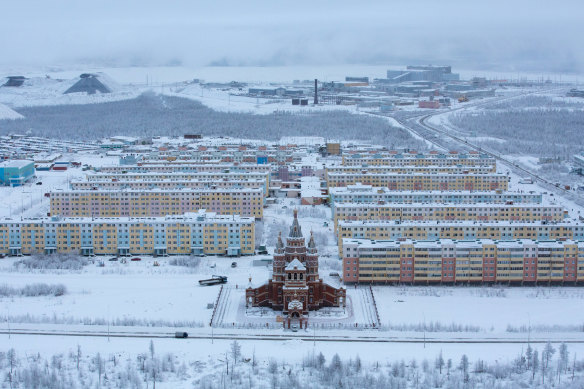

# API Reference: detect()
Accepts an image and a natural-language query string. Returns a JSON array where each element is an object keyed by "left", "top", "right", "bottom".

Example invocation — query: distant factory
[{"left": 383, "top": 65, "right": 460, "bottom": 84}]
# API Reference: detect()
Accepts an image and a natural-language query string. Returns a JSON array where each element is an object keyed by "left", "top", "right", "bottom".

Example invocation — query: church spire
[
  {"left": 288, "top": 209, "right": 303, "bottom": 238},
  {"left": 308, "top": 231, "right": 316, "bottom": 249},
  {"left": 276, "top": 231, "right": 284, "bottom": 250}
]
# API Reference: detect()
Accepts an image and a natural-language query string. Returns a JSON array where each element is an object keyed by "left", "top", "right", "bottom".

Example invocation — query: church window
[
  {"left": 288, "top": 273, "right": 291, "bottom": 280},
  {"left": 300, "top": 273, "right": 303, "bottom": 280},
  {"left": 294, "top": 273, "right": 297, "bottom": 280}
]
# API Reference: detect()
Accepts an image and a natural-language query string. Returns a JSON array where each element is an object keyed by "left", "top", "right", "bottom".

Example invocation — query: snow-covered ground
[
  {"left": 0, "top": 153, "right": 118, "bottom": 218},
  {"left": 374, "top": 286, "right": 584, "bottom": 333},
  {"left": 0, "top": 102, "right": 23, "bottom": 120},
  {"left": 0, "top": 76, "right": 147, "bottom": 109}
]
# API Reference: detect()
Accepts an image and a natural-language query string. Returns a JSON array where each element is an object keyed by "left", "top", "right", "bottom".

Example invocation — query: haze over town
[{"left": 0, "top": 1, "right": 584, "bottom": 388}]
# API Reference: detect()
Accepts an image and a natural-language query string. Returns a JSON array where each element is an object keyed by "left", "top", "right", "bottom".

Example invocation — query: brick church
[{"left": 246, "top": 210, "right": 346, "bottom": 329}]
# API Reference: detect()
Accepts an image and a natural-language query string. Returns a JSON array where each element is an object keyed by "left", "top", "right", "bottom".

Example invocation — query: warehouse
[{"left": 0, "top": 160, "right": 35, "bottom": 186}]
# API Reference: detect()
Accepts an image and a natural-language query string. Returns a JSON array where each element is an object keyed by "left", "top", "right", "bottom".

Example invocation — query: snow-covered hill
[{"left": 0, "top": 102, "right": 23, "bottom": 119}]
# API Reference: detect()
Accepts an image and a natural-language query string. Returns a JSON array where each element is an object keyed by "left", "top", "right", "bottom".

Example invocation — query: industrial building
[
  {"left": 0, "top": 211, "right": 254, "bottom": 257},
  {"left": 342, "top": 238, "right": 583, "bottom": 284},
  {"left": 384, "top": 65, "right": 460, "bottom": 84},
  {"left": 0, "top": 160, "right": 35, "bottom": 186},
  {"left": 248, "top": 87, "right": 304, "bottom": 97}
]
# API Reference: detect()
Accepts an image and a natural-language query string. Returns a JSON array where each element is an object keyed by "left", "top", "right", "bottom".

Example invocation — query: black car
[
  {"left": 36, "top": 182, "right": 42, "bottom": 185},
  {"left": 108, "top": 257, "right": 118, "bottom": 261}
]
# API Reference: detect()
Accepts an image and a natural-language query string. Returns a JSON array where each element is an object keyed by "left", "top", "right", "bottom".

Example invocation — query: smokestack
[{"left": 314, "top": 79, "right": 318, "bottom": 105}]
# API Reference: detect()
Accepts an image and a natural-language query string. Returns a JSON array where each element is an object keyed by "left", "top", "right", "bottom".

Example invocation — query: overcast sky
[{"left": 1, "top": 0, "right": 582, "bottom": 73}]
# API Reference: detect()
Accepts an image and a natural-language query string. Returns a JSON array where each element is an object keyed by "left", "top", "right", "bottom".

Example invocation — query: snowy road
[{"left": 2, "top": 325, "right": 584, "bottom": 344}]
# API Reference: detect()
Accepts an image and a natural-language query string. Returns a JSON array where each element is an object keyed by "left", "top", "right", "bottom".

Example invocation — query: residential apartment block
[
  {"left": 86, "top": 172, "right": 270, "bottom": 193},
  {"left": 342, "top": 151, "right": 496, "bottom": 167},
  {"left": 326, "top": 165, "right": 496, "bottom": 176},
  {"left": 329, "top": 185, "right": 542, "bottom": 207},
  {"left": 333, "top": 203, "right": 566, "bottom": 229},
  {"left": 0, "top": 211, "right": 255, "bottom": 257},
  {"left": 70, "top": 178, "right": 267, "bottom": 194},
  {"left": 342, "top": 238, "right": 582, "bottom": 284},
  {"left": 337, "top": 220, "right": 584, "bottom": 254},
  {"left": 326, "top": 172, "right": 509, "bottom": 191},
  {"left": 50, "top": 188, "right": 264, "bottom": 219},
  {"left": 98, "top": 163, "right": 271, "bottom": 174}
]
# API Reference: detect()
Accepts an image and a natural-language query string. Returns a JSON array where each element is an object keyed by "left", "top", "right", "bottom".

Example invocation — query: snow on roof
[
  {"left": 0, "top": 210, "right": 254, "bottom": 225},
  {"left": 92, "top": 171, "right": 268, "bottom": 177},
  {"left": 334, "top": 202, "right": 563, "bottom": 209},
  {"left": 71, "top": 178, "right": 265, "bottom": 185},
  {"left": 338, "top": 219, "right": 582, "bottom": 228},
  {"left": 301, "top": 176, "right": 324, "bottom": 198},
  {"left": 327, "top": 172, "right": 504, "bottom": 178},
  {"left": 50, "top": 187, "right": 263, "bottom": 194},
  {"left": 285, "top": 258, "right": 306, "bottom": 271},
  {"left": 279, "top": 136, "right": 325, "bottom": 146},
  {"left": 329, "top": 186, "right": 542, "bottom": 197},
  {"left": 342, "top": 238, "right": 579, "bottom": 249},
  {"left": 0, "top": 159, "right": 33, "bottom": 168}
]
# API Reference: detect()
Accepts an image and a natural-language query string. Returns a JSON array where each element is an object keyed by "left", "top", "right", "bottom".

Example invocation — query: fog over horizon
[{"left": 2, "top": 0, "right": 583, "bottom": 75}]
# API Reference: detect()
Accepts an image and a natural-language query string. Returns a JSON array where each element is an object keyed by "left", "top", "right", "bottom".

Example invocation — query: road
[
  {"left": 372, "top": 87, "right": 580, "bottom": 201},
  {"left": 2, "top": 327, "right": 584, "bottom": 344}
]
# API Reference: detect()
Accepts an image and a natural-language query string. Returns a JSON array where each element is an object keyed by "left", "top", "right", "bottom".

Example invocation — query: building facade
[
  {"left": 333, "top": 203, "right": 566, "bottom": 229},
  {"left": 329, "top": 185, "right": 543, "bottom": 208},
  {"left": 49, "top": 188, "right": 264, "bottom": 219},
  {"left": 337, "top": 220, "right": 584, "bottom": 254},
  {"left": 342, "top": 152, "right": 495, "bottom": 167},
  {"left": 327, "top": 165, "right": 496, "bottom": 175},
  {"left": 246, "top": 211, "right": 346, "bottom": 329},
  {"left": 342, "top": 238, "right": 583, "bottom": 284},
  {"left": 0, "top": 211, "right": 254, "bottom": 257},
  {"left": 0, "top": 160, "right": 35, "bottom": 186},
  {"left": 86, "top": 172, "right": 270, "bottom": 194},
  {"left": 98, "top": 163, "right": 271, "bottom": 174},
  {"left": 70, "top": 178, "right": 267, "bottom": 195},
  {"left": 326, "top": 172, "right": 509, "bottom": 191}
]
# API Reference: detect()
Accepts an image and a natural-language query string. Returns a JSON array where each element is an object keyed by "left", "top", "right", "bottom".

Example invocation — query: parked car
[
  {"left": 108, "top": 257, "right": 118, "bottom": 261},
  {"left": 131, "top": 257, "right": 142, "bottom": 261},
  {"left": 231, "top": 262, "right": 237, "bottom": 268},
  {"left": 175, "top": 331, "right": 188, "bottom": 338},
  {"left": 36, "top": 181, "right": 42, "bottom": 185}
]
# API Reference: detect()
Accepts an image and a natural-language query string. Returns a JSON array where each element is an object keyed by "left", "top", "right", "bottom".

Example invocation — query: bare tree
[
  {"left": 231, "top": 340, "right": 241, "bottom": 366},
  {"left": 76, "top": 345, "right": 82, "bottom": 371},
  {"left": 94, "top": 352, "right": 104, "bottom": 386}
]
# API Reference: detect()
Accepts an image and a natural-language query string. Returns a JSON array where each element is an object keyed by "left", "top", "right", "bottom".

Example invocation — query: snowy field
[
  {"left": 0, "top": 153, "right": 118, "bottom": 218},
  {"left": 374, "top": 286, "right": 584, "bottom": 333}
]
